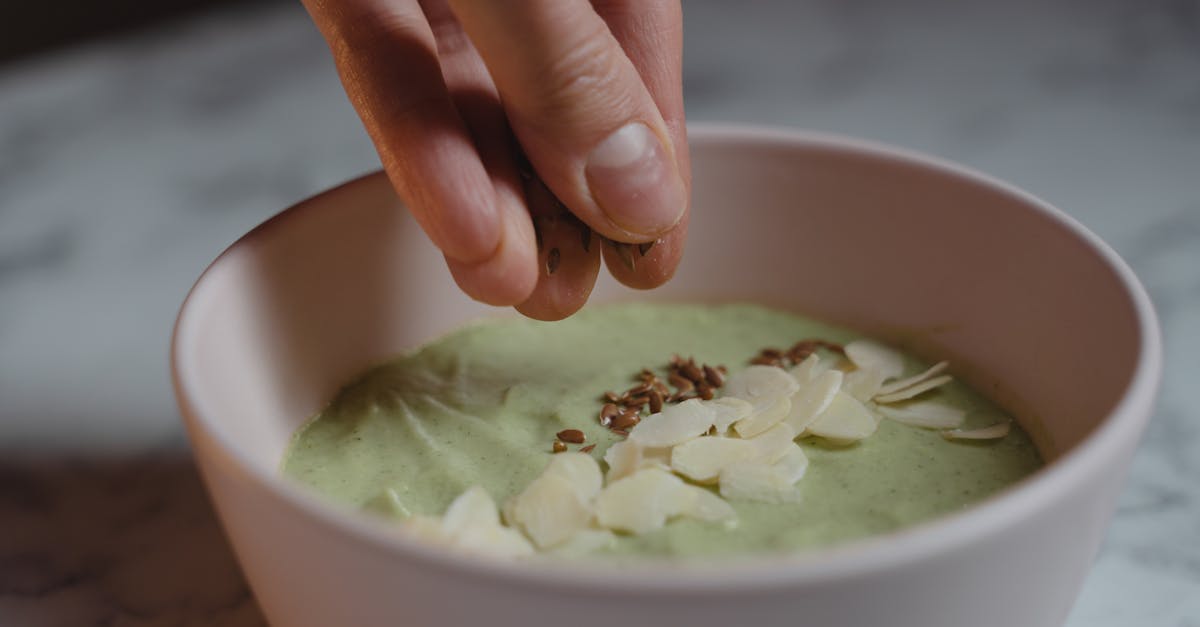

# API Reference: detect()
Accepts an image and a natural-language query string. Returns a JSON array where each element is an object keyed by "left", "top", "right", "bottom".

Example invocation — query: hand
[{"left": 303, "top": 0, "right": 690, "bottom": 320}]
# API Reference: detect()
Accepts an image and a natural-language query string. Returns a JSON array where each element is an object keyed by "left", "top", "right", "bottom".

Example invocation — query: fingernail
[{"left": 585, "top": 122, "right": 686, "bottom": 237}]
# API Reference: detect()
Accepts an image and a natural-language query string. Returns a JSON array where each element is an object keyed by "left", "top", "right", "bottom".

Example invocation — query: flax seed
[{"left": 556, "top": 429, "right": 586, "bottom": 444}]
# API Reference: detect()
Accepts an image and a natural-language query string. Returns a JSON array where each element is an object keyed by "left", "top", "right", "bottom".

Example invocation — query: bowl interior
[{"left": 174, "top": 129, "right": 1144, "bottom": 501}]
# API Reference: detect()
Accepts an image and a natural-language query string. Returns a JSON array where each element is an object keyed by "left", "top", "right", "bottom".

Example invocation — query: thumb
[{"left": 447, "top": 0, "right": 688, "bottom": 243}]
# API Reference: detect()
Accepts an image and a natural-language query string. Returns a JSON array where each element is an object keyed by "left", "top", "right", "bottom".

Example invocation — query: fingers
[
  {"left": 302, "top": 0, "right": 536, "bottom": 305},
  {"left": 593, "top": 0, "right": 689, "bottom": 289},
  {"left": 515, "top": 178, "right": 602, "bottom": 320},
  {"left": 446, "top": 0, "right": 688, "bottom": 244}
]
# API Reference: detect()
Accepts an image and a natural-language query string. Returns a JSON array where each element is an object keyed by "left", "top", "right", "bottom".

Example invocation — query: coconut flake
[
  {"left": 784, "top": 369, "right": 843, "bottom": 433},
  {"left": 877, "top": 400, "right": 966, "bottom": 429},
  {"left": 806, "top": 391, "right": 879, "bottom": 443},
  {"left": 875, "top": 361, "right": 950, "bottom": 396},
  {"left": 628, "top": 398, "right": 716, "bottom": 447},
  {"left": 874, "top": 374, "right": 953, "bottom": 404},
  {"left": 942, "top": 421, "right": 1011, "bottom": 441},
  {"left": 844, "top": 340, "right": 906, "bottom": 380},
  {"left": 670, "top": 436, "right": 758, "bottom": 483}
]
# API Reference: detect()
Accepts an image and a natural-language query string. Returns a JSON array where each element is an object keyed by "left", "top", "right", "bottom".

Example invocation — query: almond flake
[
  {"left": 719, "top": 459, "right": 804, "bottom": 504},
  {"left": 442, "top": 486, "right": 501, "bottom": 535},
  {"left": 670, "top": 436, "right": 758, "bottom": 483},
  {"left": 788, "top": 354, "right": 825, "bottom": 384},
  {"left": 594, "top": 467, "right": 698, "bottom": 534},
  {"left": 876, "top": 400, "right": 966, "bottom": 429},
  {"left": 783, "top": 369, "right": 843, "bottom": 433},
  {"left": 942, "top": 420, "right": 1011, "bottom": 441},
  {"left": 708, "top": 397, "right": 754, "bottom": 433},
  {"left": 732, "top": 395, "right": 792, "bottom": 438},
  {"left": 875, "top": 360, "right": 950, "bottom": 396},
  {"left": 505, "top": 453, "right": 601, "bottom": 549},
  {"left": 747, "top": 422, "right": 799, "bottom": 463},
  {"left": 419, "top": 488, "right": 535, "bottom": 558},
  {"left": 546, "top": 529, "right": 617, "bottom": 557},
  {"left": 451, "top": 520, "right": 536, "bottom": 558},
  {"left": 874, "top": 374, "right": 953, "bottom": 404},
  {"left": 628, "top": 398, "right": 715, "bottom": 447},
  {"left": 844, "top": 339, "right": 906, "bottom": 380},
  {"left": 842, "top": 366, "right": 888, "bottom": 402},
  {"left": 683, "top": 485, "right": 737, "bottom": 526},
  {"left": 772, "top": 443, "right": 810, "bottom": 483},
  {"left": 603, "top": 439, "right": 669, "bottom": 482},
  {"left": 723, "top": 365, "right": 800, "bottom": 411},
  {"left": 806, "top": 390, "right": 878, "bottom": 443}
]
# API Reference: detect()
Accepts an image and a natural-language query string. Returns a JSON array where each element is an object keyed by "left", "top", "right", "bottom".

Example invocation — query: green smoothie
[{"left": 284, "top": 303, "right": 1042, "bottom": 556}]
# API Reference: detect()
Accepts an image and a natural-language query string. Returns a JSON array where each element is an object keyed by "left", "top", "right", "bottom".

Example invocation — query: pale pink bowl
[{"left": 172, "top": 126, "right": 1160, "bottom": 627}]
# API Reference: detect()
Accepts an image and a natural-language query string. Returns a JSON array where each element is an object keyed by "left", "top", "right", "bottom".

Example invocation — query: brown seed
[
  {"left": 627, "top": 382, "right": 654, "bottom": 396},
  {"left": 696, "top": 383, "right": 715, "bottom": 400},
  {"left": 552, "top": 441, "right": 567, "bottom": 453},
  {"left": 653, "top": 381, "right": 671, "bottom": 397},
  {"left": 623, "top": 395, "right": 650, "bottom": 408},
  {"left": 703, "top": 364, "right": 725, "bottom": 388},
  {"left": 611, "top": 428, "right": 630, "bottom": 437},
  {"left": 638, "top": 240, "right": 656, "bottom": 256},
  {"left": 668, "top": 372, "right": 694, "bottom": 393},
  {"left": 606, "top": 238, "right": 637, "bottom": 270},
  {"left": 638, "top": 368, "right": 657, "bottom": 382},
  {"left": 580, "top": 444, "right": 596, "bottom": 454},
  {"left": 580, "top": 228, "right": 592, "bottom": 252},
  {"left": 611, "top": 410, "right": 641, "bottom": 431},
  {"left": 707, "top": 425, "right": 719, "bottom": 436},
  {"left": 681, "top": 360, "right": 705, "bottom": 383},
  {"left": 557, "top": 429, "right": 586, "bottom": 444},
  {"left": 546, "top": 248, "right": 561, "bottom": 275},
  {"left": 599, "top": 403, "right": 620, "bottom": 427},
  {"left": 761, "top": 348, "right": 784, "bottom": 359},
  {"left": 750, "top": 355, "right": 782, "bottom": 366},
  {"left": 604, "top": 391, "right": 622, "bottom": 403},
  {"left": 718, "top": 365, "right": 728, "bottom": 374},
  {"left": 648, "top": 388, "right": 664, "bottom": 414},
  {"left": 670, "top": 354, "right": 685, "bottom": 367}
]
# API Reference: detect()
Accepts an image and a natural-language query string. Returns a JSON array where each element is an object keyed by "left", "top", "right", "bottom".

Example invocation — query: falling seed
[
  {"left": 638, "top": 240, "right": 656, "bottom": 256},
  {"left": 581, "top": 228, "right": 592, "bottom": 252},
  {"left": 557, "top": 429, "right": 586, "bottom": 444},
  {"left": 606, "top": 238, "right": 636, "bottom": 270},
  {"left": 580, "top": 444, "right": 596, "bottom": 454},
  {"left": 552, "top": 441, "right": 567, "bottom": 453},
  {"left": 546, "top": 248, "right": 561, "bottom": 275}
]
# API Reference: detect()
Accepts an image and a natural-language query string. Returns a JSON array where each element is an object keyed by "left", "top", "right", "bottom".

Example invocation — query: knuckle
[{"left": 526, "top": 26, "right": 634, "bottom": 125}]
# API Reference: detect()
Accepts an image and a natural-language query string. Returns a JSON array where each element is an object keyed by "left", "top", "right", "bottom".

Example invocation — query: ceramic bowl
[{"left": 172, "top": 125, "right": 1160, "bottom": 627}]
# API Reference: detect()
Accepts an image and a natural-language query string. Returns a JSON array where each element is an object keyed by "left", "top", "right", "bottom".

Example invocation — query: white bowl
[{"left": 172, "top": 125, "right": 1161, "bottom": 627}]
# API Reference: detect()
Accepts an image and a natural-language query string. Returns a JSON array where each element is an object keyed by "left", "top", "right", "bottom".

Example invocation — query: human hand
[{"left": 303, "top": 0, "right": 690, "bottom": 320}]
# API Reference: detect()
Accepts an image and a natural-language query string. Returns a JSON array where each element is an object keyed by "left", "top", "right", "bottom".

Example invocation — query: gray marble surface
[{"left": 1, "top": 0, "right": 1197, "bottom": 624}]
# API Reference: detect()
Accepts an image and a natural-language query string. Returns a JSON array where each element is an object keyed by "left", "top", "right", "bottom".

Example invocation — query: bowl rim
[{"left": 172, "top": 123, "right": 1162, "bottom": 593}]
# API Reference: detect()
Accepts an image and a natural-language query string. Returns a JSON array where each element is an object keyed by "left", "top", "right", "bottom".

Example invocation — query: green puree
[{"left": 284, "top": 303, "right": 1043, "bottom": 556}]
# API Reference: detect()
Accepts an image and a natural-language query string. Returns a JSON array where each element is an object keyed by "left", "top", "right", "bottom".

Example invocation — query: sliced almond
[
  {"left": 843, "top": 366, "right": 888, "bottom": 402},
  {"left": 546, "top": 529, "right": 617, "bottom": 557},
  {"left": 442, "top": 486, "right": 501, "bottom": 536},
  {"left": 875, "top": 360, "right": 950, "bottom": 396},
  {"left": 719, "top": 459, "right": 803, "bottom": 504},
  {"left": 628, "top": 398, "right": 716, "bottom": 447},
  {"left": 844, "top": 339, "right": 906, "bottom": 380},
  {"left": 732, "top": 395, "right": 792, "bottom": 438},
  {"left": 788, "top": 353, "right": 825, "bottom": 384},
  {"left": 400, "top": 515, "right": 451, "bottom": 545},
  {"left": 783, "top": 369, "right": 843, "bottom": 433},
  {"left": 747, "top": 422, "right": 799, "bottom": 464},
  {"left": 877, "top": 400, "right": 966, "bottom": 429},
  {"left": 506, "top": 453, "right": 602, "bottom": 549},
  {"left": 594, "top": 467, "right": 697, "bottom": 535},
  {"left": 723, "top": 365, "right": 800, "bottom": 410},
  {"left": 683, "top": 485, "right": 737, "bottom": 526},
  {"left": 942, "top": 420, "right": 1011, "bottom": 441},
  {"left": 707, "top": 397, "right": 754, "bottom": 433},
  {"left": 603, "top": 439, "right": 669, "bottom": 482},
  {"left": 806, "top": 390, "right": 879, "bottom": 443},
  {"left": 670, "top": 436, "right": 758, "bottom": 483},
  {"left": 874, "top": 374, "right": 953, "bottom": 404},
  {"left": 773, "top": 443, "right": 810, "bottom": 483},
  {"left": 452, "top": 520, "right": 536, "bottom": 558}
]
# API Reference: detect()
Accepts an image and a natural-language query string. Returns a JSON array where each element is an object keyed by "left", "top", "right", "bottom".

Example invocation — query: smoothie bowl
[{"left": 171, "top": 126, "right": 1160, "bottom": 627}]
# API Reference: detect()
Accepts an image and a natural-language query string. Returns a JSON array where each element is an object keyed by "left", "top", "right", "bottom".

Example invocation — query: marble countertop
[{"left": 1, "top": 0, "right": 1197, "bottom": 624}]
